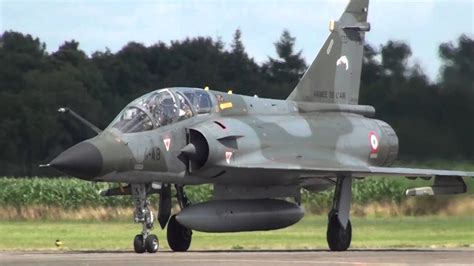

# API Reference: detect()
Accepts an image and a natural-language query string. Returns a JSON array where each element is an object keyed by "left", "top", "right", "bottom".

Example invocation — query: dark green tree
[
  {"left": 52, "top": 40, "right": 86, "bottom": 66},
  {"left": 263, "top": 30, "right": 307, "bottom": 98},
  {"left": 436, "top": 35, "right": 474, "bottom": 158},
  {"left": 230, "top": 28, "right": 246, "bottom": 57},
  {"left": 218, "top": 29, "right": 265, "bottom": 96},
  {"left": 0, "top": 29, "right": 472, "bottom": 176},
  {"left": 0, "top": 31, "right": 46, "bottom": 93}
]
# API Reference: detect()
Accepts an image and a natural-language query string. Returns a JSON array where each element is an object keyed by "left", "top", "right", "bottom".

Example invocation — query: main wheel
[
  {"left": 167, "top": 214, "right": 192, "bottom": 252},
  {"left": 145, "top": 234, "right": 159, "bottom": 253},
  {"left": 327, "top": 215, "right": 352, "bottom": 251},
  {"left": 133, "top": 234, "right": 146, "bottom": 253}
]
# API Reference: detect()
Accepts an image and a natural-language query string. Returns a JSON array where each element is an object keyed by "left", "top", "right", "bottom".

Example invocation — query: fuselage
[{"left": 51, "top": 87, "right": 399, "bottom": 190}]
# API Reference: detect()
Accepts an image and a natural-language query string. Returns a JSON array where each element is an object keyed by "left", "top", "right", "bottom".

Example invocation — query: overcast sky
[{"left": 1, "top": 0, "right": 473, "bottom": 82}]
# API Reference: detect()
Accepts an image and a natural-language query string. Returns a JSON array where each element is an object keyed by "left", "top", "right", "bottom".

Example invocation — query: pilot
[
  {"left": 158, "top": 103, "right": 176, "bottom": 126},
  {"left": 178, "top": 106, "right": 192, "bottom": 121},
  {"left": 177, "top": 95, "right": 193, "bottom": 121},
  {"left": 216, "top": 94, "right": 224, "bottom": 104}
]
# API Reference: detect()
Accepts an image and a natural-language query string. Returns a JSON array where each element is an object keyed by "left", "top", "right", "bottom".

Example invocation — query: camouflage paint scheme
[
  {"left": 48, "top": 0, "right": 474, "bottom": 252},
  {"left": 77, "top": 87, "right": 471, "bottom": 186}
]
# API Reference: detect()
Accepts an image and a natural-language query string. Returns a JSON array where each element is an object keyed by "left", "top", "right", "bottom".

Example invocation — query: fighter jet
[{"left": 46, "top": 0, "right": 474, "bottom": 253}]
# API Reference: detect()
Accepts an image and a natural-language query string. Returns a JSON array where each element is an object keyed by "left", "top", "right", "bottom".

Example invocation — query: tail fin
[{"left": 287, "top": 0, "right": 370, "bottom": 104}]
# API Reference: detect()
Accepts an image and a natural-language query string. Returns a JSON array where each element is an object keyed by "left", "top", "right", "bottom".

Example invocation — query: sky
[{"left": 1, "top": 0, "right": 473, "bottom": 82}]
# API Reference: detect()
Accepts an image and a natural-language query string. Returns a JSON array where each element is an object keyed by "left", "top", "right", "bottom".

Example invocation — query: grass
[
  {"left": 0, "top": 215, "right": 472, "bottom": 251},
  {"left": 0, "top": 161, "right": 472, "bottom": 251}
]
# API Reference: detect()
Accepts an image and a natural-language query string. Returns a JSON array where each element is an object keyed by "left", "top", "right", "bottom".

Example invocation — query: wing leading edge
[
  {"left": 220, "top": 163, "right": 473, "bottom": 196},
  {"left": 221, "top": 163, "right": 474, "bottom": 179},
  {"left": 359, "top": 166, "right": 474, "bottom": 178}
]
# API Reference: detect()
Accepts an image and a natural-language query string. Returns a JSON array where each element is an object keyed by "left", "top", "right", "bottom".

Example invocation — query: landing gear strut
[
  {"left": 131, "top": 184, "right": 159, "bottom": 253},
  {"left": 130, "top": 183, "right": 193, "bottom": 253},
  {"left": 327, "top": 176, "right": 352, "bottom": 251},
  {"left": 167, "top": 184, "right": 193, "bottom": 252}
]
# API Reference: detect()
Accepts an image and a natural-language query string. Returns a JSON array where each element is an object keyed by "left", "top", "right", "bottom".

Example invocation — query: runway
[{"left": 1, "top": 249, "right": 473, "bottom": 265}]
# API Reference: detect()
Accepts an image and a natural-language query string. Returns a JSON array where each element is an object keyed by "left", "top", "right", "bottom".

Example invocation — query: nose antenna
[{"left": 58, "top": 107, "right": 102, "bottom": 134}]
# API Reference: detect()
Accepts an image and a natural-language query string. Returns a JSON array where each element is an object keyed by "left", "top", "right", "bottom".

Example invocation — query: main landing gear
[
  {"left": 327, "top": 176, "right": 352, "bottom": 251},
  {"left": 167, "top": 184, "right": 192, "bottom": 252},
  {"left": 130, "top": 183, "right": 193, "bottom": 253}
]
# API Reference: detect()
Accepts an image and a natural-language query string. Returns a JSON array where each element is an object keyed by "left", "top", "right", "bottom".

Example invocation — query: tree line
[{"left": 0, "top": 29, "right": 472, "bottom": 176}]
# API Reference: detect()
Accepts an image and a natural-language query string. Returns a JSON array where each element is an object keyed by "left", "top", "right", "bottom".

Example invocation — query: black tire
[
  {"left": 145, "top": 234, "right": 159, "bottom": 253},
  {"left": 327, "top": 215, "right": 352, "bottom": 251},
  {"left": 133, "top": 234, "right": 146, "bottom": 253},
  {"left": 167, "top": 214, "right": 192, "bottom": 252}
]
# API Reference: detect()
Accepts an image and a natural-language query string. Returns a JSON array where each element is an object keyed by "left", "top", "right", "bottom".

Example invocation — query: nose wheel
[
  {"left": 133, "top": 234, "right": 159, "bottom": 253},
  {"left": 145, "top": 234, "right": 159, "bottom": 253},
  {"left": 133, "top": 235, "right": 146, "bottom": 253}
]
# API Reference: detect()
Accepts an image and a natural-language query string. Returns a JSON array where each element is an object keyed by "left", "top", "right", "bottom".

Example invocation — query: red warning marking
[
  {"left": 225, "top": 151, "right": 233, "bottom": 164},
  {"left": 163, "top": 137, "right": 171, "bottom": 151},
  {"left": 369, "top": 131, "right": 379, "bottom": 153}
]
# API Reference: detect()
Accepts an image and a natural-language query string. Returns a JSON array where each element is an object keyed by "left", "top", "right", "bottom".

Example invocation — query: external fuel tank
[{"left": 175, "top": 199, "right": 304, "bottom": 232}]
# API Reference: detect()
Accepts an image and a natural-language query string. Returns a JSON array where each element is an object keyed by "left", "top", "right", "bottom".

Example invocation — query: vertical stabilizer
[{"left": 287, "top": 0, "right": 370, "bottom": 104}]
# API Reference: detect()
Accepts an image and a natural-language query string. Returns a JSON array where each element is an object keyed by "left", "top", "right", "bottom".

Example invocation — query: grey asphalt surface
[{"left": 1, "top": 249, "right": 473, "bottom": 266}]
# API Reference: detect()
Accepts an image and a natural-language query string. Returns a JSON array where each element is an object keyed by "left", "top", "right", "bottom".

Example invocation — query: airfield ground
[
  {"left": 1, "top": 249, "right": 474, "bottom": 265},
  {"left": 1, "top": 215, "right": 472, "bottom": 251}
]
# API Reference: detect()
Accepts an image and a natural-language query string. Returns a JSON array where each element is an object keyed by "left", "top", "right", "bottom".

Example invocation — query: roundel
[{"left": 369, "top": 131, "right": 379, "bottom": 152}]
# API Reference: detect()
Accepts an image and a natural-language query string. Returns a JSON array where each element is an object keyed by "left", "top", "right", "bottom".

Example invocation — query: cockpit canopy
[{"left": 110, "top": 87, "right": 213, "bottom": 133}]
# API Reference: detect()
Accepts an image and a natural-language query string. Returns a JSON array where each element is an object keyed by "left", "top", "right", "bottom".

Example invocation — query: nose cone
[{"left": 50, "top": 142, "right": 103, "bottom": 180}]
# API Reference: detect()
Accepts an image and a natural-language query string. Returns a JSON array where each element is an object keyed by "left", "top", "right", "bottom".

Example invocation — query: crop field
[
  {"left": 0, "top": 180, "right": 473, "bottom": 220},
  {"left": 0, "top": 161, "right": 473, "bottom": 219},
  {"left": 0, "top": 215, "right": 472, "bottom": 251},
  {"left": 1, "top": 171, "right": 473, "bottom": 210}
]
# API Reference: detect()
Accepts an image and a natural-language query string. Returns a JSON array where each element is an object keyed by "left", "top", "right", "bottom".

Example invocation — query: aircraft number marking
[{"left": 145, "top": 147, "right": 161, "bottom": 161}]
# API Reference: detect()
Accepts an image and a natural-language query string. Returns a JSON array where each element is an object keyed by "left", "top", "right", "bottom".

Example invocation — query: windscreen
[
  {"left": 110, "top": 88, "right": 196, "bottom": 133},
  {"left": 175, "top": 88, "right": 212, "bottom": 114}
]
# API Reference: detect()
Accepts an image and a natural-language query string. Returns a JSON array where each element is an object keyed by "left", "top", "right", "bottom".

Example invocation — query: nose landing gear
[
  {"left": 131, "top": 184, "right": 159, "bottom": 253},
  {"left": 130, "top": 183, "right": 193, "bottom": 253}
]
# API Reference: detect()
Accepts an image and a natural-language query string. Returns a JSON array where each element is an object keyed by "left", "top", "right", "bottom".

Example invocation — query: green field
[
  {"left": 1, "top": 215, "right": 472, "bottom": 251},
  {"left": 0, "top": 162, "right": 472, "bottom": 251}
]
